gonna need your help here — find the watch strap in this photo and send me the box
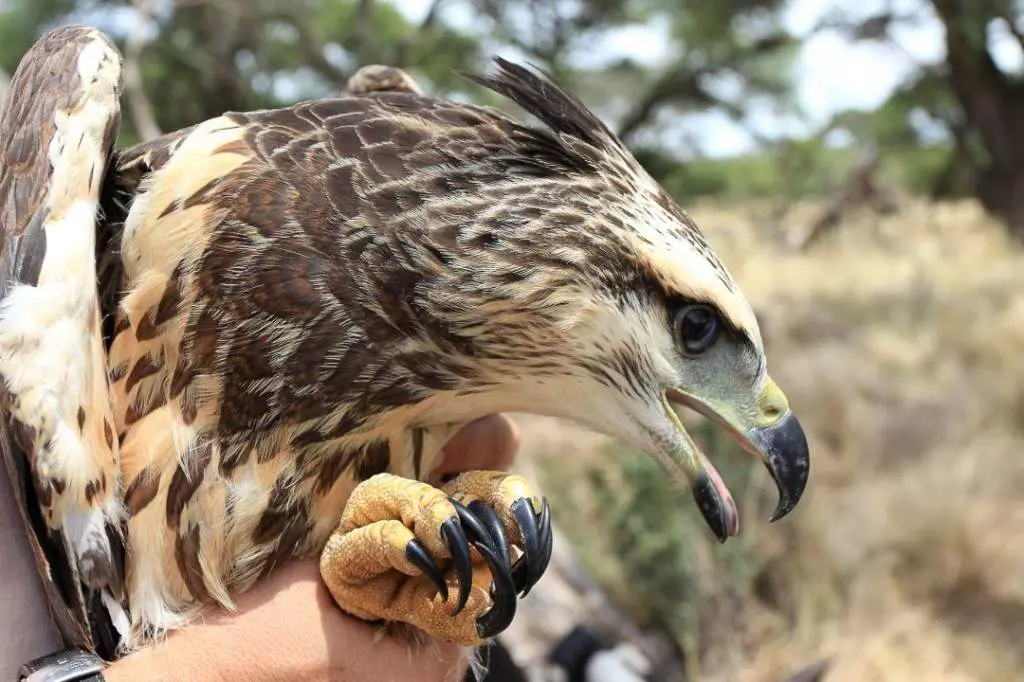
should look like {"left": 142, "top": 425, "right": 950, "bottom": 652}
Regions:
{"left": 17, "top": 647, "right": 105, "bottom": 682}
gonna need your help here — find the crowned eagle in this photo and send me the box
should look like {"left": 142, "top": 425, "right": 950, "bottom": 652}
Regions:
{"left": 0, "top": 25, "right": 810, "bottom": 669}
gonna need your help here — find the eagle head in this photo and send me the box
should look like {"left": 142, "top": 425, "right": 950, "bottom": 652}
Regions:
{"left": 381, "top": 59, "right": 811, "bottom": 542}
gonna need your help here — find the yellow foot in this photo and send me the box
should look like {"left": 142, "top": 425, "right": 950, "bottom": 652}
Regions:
{"left": 319, "top": 472, "right": 551, "bottom": 647}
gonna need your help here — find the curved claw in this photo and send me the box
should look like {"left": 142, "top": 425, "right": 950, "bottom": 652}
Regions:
{"left": 510, "top": 498, "right": 543, "bottom": 596}
{"left": 535, "top": 498, "right": 553, "bottom": 581}
{"left": 451, "top": 498, "right": 497, "bottom": 554}
{"left": 467, "top": 499, "right": 511, "bottom": 572}
{"left": 511, "top": 556, "right": 528, "bottom": 596}
{"left": 440, "top": 517, "right": 472, "bottom": 616}
{"left": 473, "top": 540, "right": 518, "bottom": 640}
{"left": 510, "top": 498, "right": 553, "bottom": 597}
{"left": 405, "top": 539, "right": 448, "bottom": 603}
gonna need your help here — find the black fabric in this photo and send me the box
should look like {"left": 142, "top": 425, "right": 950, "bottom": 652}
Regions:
{"left": 548, "top": 626, "right": 609, "bottom": 682}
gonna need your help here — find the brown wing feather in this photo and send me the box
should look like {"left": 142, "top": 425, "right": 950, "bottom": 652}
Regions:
{"left": 0, "top": 25, "right": 125, "bottom": 659}
{"left": 1, "top": 27, "right": 98, "bottom": 289}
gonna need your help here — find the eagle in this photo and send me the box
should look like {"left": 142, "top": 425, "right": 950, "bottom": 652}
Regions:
{"left": 0, "top": 25, "right": 810, "bottom": 669}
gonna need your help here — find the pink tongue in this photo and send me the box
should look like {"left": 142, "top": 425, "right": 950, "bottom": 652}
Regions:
{"left": 701, "top": 453, "right": 740, "bottom": 537}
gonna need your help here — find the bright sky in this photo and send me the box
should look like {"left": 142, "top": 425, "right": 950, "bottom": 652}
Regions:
{"left": 400, "top": 0, "right": 1024, "bottom": 157}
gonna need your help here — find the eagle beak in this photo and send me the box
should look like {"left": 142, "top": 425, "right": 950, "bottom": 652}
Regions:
{"left": 746, "top": 409, "right": 811, "bottom": 522}
{"left": 664, "top": 375, "right": 810, "bottom": 541}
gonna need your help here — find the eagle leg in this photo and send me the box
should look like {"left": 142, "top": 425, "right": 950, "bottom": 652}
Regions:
{"left": 318, "top": 472, "right": 543, "bottom": 646}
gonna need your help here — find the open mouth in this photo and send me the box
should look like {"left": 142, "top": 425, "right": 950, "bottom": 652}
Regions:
{"left": 661, "top": 385, "right": 811, "bottom": 543}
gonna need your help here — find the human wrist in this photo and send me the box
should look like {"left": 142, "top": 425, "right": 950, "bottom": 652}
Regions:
{"left": 100, "top": 631, "right": 228, "bottom": 682}
{"left": 102, "top": 617, "right": 324, "bottom": 682}
{"left": 103, "top": 563, "right": 332, "bottom": 682}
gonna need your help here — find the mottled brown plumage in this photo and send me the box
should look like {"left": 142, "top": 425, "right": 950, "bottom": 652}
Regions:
{"left": 1, "top": 25, "right": 811, "bottom": 664}
{"left": 101, "top": 59, "right": 657, "bottom": 647}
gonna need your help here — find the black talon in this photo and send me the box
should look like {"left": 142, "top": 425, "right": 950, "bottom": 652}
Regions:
{"left": 535, "top": 497, "right": 553, "bottom": 581}
{"left": 510, "top": 498, "right": 543, "bottom": 596}
{"left": 405, "top": 539, "right": 448, "bottom": 602}
{"left": 468, "top": 500, "right": 511, "bottom": 572}
{"left": 473, "top": 540, "right": 518, "bottom": 640}
{"left": 451, "top": 498, "right": 496, "bottom": 553}
{"left": 440, "top": 517, "right": 472, "bottom": 616}
{"left": 511, "top": 556, "right": 529, "bottom": 596}
{"left": 510, "top": 498, "right": 553, "bottom": 598}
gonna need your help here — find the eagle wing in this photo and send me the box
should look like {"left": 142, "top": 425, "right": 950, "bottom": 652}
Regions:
{"left": 0, "top": 25, "right": 126, "bottom": 659}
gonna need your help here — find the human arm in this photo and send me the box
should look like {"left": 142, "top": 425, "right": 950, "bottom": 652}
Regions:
{"left": 103, "top": 559, "right": 465, "bottom": 682}
{"left": 101, "top": 414, "right": 521, "bottom": 682}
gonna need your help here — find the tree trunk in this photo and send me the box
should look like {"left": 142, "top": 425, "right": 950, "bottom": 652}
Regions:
{"left": 977, "top": 167, "right": 1024, "bottom": 237}
{"left": 931, "top": 0, "right": 1024, "bottom": 239}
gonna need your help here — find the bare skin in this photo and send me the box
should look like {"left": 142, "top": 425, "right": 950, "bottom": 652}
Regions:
{"left": 100, "top": 414, "right": 521, "bottom": 682}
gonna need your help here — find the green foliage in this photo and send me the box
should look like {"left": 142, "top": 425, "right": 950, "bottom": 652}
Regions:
{"left": 666, "top": 154, "right": 777, "bottom": 200}
{"left": 636, "top": 139, "right": 942, "bottom": 203}
{"left": 4, "top": 0, "right": 1024, "bottom": 216}
{"left": 0, "top": 0, "right": 77, "bottom": 72}
{"left": 546, "top": 419, "right": 777, "bottom": 671}
{"left": 636, "top": 146, "right": 776, "bottom": 200}
{"left": 0, "top": 0, "right": 811, "bottom": 204}
{"left": 882, "top": 144, "right": 957, "bottom": 195}
{"left": 1, "top": 0, "right": 489, "bottom": 142}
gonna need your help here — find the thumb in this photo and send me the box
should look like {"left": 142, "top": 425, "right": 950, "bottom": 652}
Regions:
{"left": 431, "top": 414, "right": 521, "bottom": 476}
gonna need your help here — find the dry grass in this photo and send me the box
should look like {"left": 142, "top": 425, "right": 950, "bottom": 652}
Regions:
{"left": 512, "top": 198, "right": 1024, "bottom": 681}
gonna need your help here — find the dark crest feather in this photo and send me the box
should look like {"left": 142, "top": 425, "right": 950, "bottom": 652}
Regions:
{"left": 460, "top": 57, "right": 619, "bottom": 154}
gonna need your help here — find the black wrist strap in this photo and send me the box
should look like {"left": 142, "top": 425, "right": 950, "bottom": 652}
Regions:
{"left": 17, "top": 647, "right": 105, "bottom": 682}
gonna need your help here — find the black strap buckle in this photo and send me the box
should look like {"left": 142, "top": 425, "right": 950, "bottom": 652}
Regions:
{"left": 17, "top": 647, "right": 105, "bottom": 682}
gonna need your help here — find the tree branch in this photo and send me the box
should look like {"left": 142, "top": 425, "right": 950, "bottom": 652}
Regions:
{"left": 810, "top": 8, "right": 923, "bottom": 39}
{"left": 616, "top": 69, "right": 714, "bottom": 143}
{"left": 786, "top": 145, "right": 885, "bottom": 250}
{"left": 266, "top": 11, "right": 350, "bottom": 86}
{"left": 616, "top": 33, "right": 790, "bottom": 145}
{"left": 390, "top": 0, "right": 446, "bottom": 66}
{"left": 475, "top": 0, "right": 562, "bottom": 68}
{"left": 347, "top": 0, "right": 375, "bottom": 54}
{"left": 125, "top": 0, "right": 163, "bottom": 140}
{"left": 809, "top": 10, "right": 931, "bottom": 66}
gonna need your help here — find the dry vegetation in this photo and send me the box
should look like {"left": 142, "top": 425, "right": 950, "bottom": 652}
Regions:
{"left": 505, "top": 198, "right": 1024, "bottom": 681}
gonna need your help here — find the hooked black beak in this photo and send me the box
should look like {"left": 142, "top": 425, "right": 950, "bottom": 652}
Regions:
{"left": 665, "top": 374, "right": 811, "bottom": 536}
{"left": 748, "top": 411, "right": 810, "bottom": 522}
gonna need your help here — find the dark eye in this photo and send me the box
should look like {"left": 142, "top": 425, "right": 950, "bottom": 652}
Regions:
{"left": 673, "top": 304, "right": 720, "bottom": 354}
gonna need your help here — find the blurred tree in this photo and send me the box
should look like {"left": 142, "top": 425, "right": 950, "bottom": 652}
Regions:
{"left": 929, "top": 0, "right": 1024, "bottom": 235}
{"left": 0, "top": 0, "right": 800, "bottom": 175}
{"left": 468, "top": 0, "right": 800, "bottom": 152}
{"left": 0, "top": 0, "right": 485, "bottom": 145}
{"left": 817, "top": 0, "right": 1024, "bottom": 238}
{"left": 0, "top": 0, "right": 79, "bottom": 71}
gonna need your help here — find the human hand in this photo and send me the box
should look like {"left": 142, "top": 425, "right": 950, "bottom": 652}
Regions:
{"left": 103, "top": 415, "right": 521, "bottom": 682}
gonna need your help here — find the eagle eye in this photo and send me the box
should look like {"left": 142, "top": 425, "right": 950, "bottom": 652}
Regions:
{"left": 673, "top": 304, "right": 720, "bottom": 355}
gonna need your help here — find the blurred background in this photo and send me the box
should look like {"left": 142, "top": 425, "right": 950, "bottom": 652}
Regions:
{"left": 2, "top": 1, "right": 1022, "bottom": 680}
